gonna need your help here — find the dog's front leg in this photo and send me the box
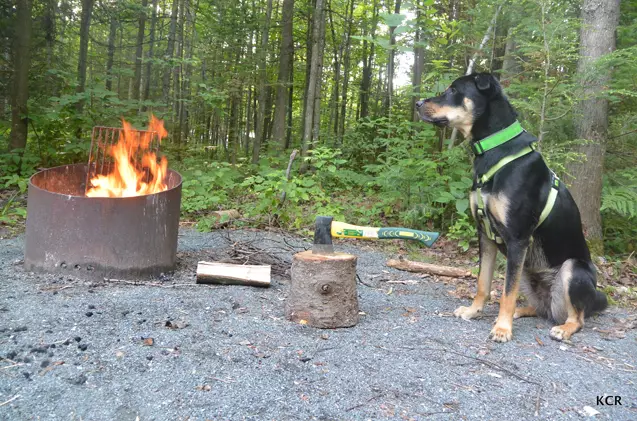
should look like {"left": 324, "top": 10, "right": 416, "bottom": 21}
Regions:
{"left": 454, "top": 233, "right": 497, "bottom": 320}
{"left": 490, "top": 240, "right": 528, "bottom": 342}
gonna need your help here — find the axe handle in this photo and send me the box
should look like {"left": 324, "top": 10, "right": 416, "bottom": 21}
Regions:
{"left": 331, "top": 222, "right": 439, "bottom": 247}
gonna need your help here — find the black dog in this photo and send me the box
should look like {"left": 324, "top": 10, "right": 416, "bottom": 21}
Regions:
{"left": 416, "top": 73, "right": 607, "bottom": 342}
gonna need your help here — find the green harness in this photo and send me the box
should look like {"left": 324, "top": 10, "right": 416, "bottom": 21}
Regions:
{"left": 472, "top": 121, "right": 559, "bottom": 244}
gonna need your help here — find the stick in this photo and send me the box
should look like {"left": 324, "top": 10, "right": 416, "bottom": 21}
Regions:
{"left": 280, "top": 149, "right": 299, "bottom": 203}
{"left": 196, "top": 261, "right": 271, "bottom": 287}
{"left": 0, "top": 395, "right": 20, "bottom": 407}
{"left": 387, "top": 258, "right": 473, "bottom": 278}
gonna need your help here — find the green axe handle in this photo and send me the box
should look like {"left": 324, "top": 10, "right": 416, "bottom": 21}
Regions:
{"left": 331, "top": 221, "right": 439, "bottom": 247}
{"left": 377, "top": 227, "right": 439, "bottom": 247}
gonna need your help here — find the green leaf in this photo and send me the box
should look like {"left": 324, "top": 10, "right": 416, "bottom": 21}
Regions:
{"left": 456, "top": 198, "right": 469, "bottom": 214}
{"left": 380, "top": 13, "right": 406, "bottom": 27}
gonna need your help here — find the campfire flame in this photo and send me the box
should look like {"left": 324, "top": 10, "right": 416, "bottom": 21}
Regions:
{"left": 86, "top": 115, "right": 169, "bottom": 198}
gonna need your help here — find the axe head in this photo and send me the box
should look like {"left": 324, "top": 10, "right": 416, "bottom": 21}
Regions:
{"left": 312, "top": 215, "right": 334, "bottom": 254}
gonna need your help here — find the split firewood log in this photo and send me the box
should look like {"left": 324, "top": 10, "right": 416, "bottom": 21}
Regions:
{"left": 196, "top": 261, "right": 270, "bottom": 287}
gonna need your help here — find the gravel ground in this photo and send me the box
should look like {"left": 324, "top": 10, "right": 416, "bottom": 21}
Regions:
{"left": 1, "top": 228, "right": 636, "bottom": 421}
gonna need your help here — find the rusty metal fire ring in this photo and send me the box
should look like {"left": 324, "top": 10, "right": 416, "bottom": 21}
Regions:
{"left": 24, "top": 164, "right": 182, "bottom": 279}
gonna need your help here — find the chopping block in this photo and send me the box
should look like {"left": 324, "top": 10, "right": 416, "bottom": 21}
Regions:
{"left": 285, "top": 250, "right": 359, "bottom": 329}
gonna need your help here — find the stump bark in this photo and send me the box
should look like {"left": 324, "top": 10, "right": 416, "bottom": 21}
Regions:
{"left": 286, "top": 250, "right": 359, "bottom": 328}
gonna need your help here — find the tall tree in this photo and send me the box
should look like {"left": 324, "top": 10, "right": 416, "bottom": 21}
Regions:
{"left": 338, "top": 0, "right": 355, "bottom": 142}
{"left": 565, "top": 0, "right": 621, "bottom": 245}
{"left": 252, "top": 0, "right": 274, "bottom": 164}
{"left": 411, "top": 0, "right": 424, "bottom": 122}
{"left": 162, "top": 0, "right": 179, "bottom": 105}
{"left": 133, "top": 0, "right": 148, "bottom": 103}
{"left": 9, "top": 0, "right": 33, "bottom": 153}
{"left": 105, "top": 12, "right": 117, "bottom": 92}
{"left": 75, "top": 0, "right": 94, "bottom": 117}
{"left": 301, "top": 0, "right": 325, "bottom": 157}
{"left": 383, "top": 0, "right": 401, "bottom": 115}
{"left": 142, "top": 0, "right": 159, "bottom": 106}
{"left": 271, "top": 0, "right": 294, "bottom": 150}
{"left": 359, "top": 0, "right": 378, "bottom": 119}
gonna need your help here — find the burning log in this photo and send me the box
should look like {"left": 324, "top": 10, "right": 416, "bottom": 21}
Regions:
{"left": 196, "top": 261, "right": 271, "bottom": 287}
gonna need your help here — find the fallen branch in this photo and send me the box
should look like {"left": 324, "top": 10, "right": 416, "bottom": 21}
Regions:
{"left": 387, "top": 257, "right": 473, "bottom": 278}
{"left": 280, "top": 149, "right": 299, "bottom": 204}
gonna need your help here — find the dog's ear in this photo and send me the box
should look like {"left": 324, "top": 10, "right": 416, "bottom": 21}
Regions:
{"left": 474, "top": 73, "right": 493, "bottom": 91}
{"left": 474, "top": 73, "right": 501, "bottom": 97}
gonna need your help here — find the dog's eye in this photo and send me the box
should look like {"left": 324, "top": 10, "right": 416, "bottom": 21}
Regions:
{"left": 449, "top": 87, "right": 457, "bottom": 95}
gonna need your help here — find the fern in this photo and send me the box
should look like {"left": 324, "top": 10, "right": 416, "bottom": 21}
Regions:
{"left": 602, "top": 186, "right": 637, "bottom": 219}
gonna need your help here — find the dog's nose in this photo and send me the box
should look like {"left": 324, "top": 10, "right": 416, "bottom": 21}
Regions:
{"left": 416, "top": 100, "right": 425, "bottom": 108}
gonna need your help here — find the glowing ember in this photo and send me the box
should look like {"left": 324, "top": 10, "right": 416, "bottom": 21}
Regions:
{"left": 86, "top": 115, "right": 169, "bottom": 198}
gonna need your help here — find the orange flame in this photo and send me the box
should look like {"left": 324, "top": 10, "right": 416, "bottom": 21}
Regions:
{"left": 86, "top": 115, "right": 169, "bottom": 198}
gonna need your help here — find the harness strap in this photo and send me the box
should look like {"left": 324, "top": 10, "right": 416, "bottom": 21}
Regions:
{"left": 538, "top": 173, "right": 560, "bottom": 227}
{"left": 479, "top": 146, "right": 535, "bottom": 185}
{"left": 474, "top": 145, "right": 559, "bottom": 243}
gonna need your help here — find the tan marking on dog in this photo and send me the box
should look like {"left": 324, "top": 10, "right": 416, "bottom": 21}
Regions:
{"left": 454, "top": 237, "right": 498, "bottom": 320}
{"left": 425, "top": 98, "right": 475, "bottom": 137}
{"left": 513, "top": 306, "right": 537, "bottom": 319}
{"left": 490, "top": 248, "right": 527, "bottom": 342}
{"left": 488, "top": 194, "right": 510, "bottom": 226}
{"left": 469, "top": 190, "right": 478, "bottom": 220}
{"left": 550, "top": 261, "right": 584, "bottom": 341}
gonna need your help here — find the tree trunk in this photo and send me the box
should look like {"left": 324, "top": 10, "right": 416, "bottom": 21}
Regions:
{"left": 311, "top": 7, "right": 326, "bottom": 147}
{"left": 142, "top": 0, "right": 158, "bottom": 107}
{"left": 411, "top": 0, "right": 424, "bottom": 122}
{"left": 252, "top": 0, "right": 274, "bottom": 164}
{"left": 162, "top": 0, "right": 179, "bottom": 105}
{"left": 359, "top": 0, "right": 378, "bottom": 120}
{"left": 9, "top": 0, "right": 33, "bottom": 152}
{"left": 338, "top": 0, "right": 355, "bottom": 142}
{"left": 75, "top": 0, "right": 94, "bottom": 116}
{"left": 133, "top": 0, "right": 148, "bottom": 103}
{"left": 173, "top": 0, "right": 185, "bottom": 145}
{"left": 180, "top": 0, "right": 196, "bottom": 143}
{"left": 565, "top": 0, "right": 620, "bottom": 246}
{"left": 271, "top": 0, "right": 294, "bottom": 150}
{"left": 383, "top": 0, "right": 401, "bottom": 115}
{"left": 501, "top": 26, "right": 521, "bottom": 87}
{"left": 301, "top": 0, "right": 325, "bottom": 157}
{"left": 105, "top": 13, "right": 117, "bottom": 92}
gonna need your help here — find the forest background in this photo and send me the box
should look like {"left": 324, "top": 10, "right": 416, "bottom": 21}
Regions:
{"left": 0, "top": 0, "right": 635, "bottom": 265}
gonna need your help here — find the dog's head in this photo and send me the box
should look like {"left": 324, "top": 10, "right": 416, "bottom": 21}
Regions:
{"left": 416, "top": 73, "right": 503, "bottom": 137}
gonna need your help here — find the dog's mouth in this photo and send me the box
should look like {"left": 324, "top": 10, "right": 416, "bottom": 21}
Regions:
{"left": 419, "top": 114, "right": 449, "bottom": 127}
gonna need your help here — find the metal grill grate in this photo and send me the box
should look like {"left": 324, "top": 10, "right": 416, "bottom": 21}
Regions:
{"left": 85, "top": 126, "right": 162, "bottom": 195}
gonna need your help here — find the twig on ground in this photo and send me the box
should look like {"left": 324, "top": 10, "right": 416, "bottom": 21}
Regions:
{"left": 400, "top": 345, "right": 541, "bottom": 386}
{"left": 356, "top": 273, "right": 375, "bottom": 288}
{"left": 346, "top": 394, "right": 382, "bottom": 412}
{"left": 0, "top": 395, "right": 20, "bottom": 407}
{"left": 1, "top": 363, "right": 23, "bottom": 370}
{"left": 534, "top": 386, "right": 542, "bottom": 417}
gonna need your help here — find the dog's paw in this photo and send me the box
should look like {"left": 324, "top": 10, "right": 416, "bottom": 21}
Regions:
{"left": 454, "top": 305, "right": 482, "bottom": 320}
{"left": 549, "top": 323, "right": 579, "bottom": 342}
{"left": 490, "top": 324, "right": 513, "bottom": 343}
{"left": 549, "top": 326, "right": 569, "bottom": 341}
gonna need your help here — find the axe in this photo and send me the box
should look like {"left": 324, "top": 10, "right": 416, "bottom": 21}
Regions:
{"left": 313, "top": 216, "right": 439, "bottom": 254}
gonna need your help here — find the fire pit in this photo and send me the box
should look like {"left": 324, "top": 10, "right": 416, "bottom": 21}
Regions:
{"left": 24, "top": 116, "right": 182, "bottom": 279}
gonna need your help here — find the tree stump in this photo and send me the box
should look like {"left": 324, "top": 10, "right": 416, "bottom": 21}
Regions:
{"left": 286, "top": 250, "right": 359, "bottom": 328}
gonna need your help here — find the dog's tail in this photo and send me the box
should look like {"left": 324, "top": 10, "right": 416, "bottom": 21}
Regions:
{"left": 587, "top": 290, "right": 609, "bottom": 316}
